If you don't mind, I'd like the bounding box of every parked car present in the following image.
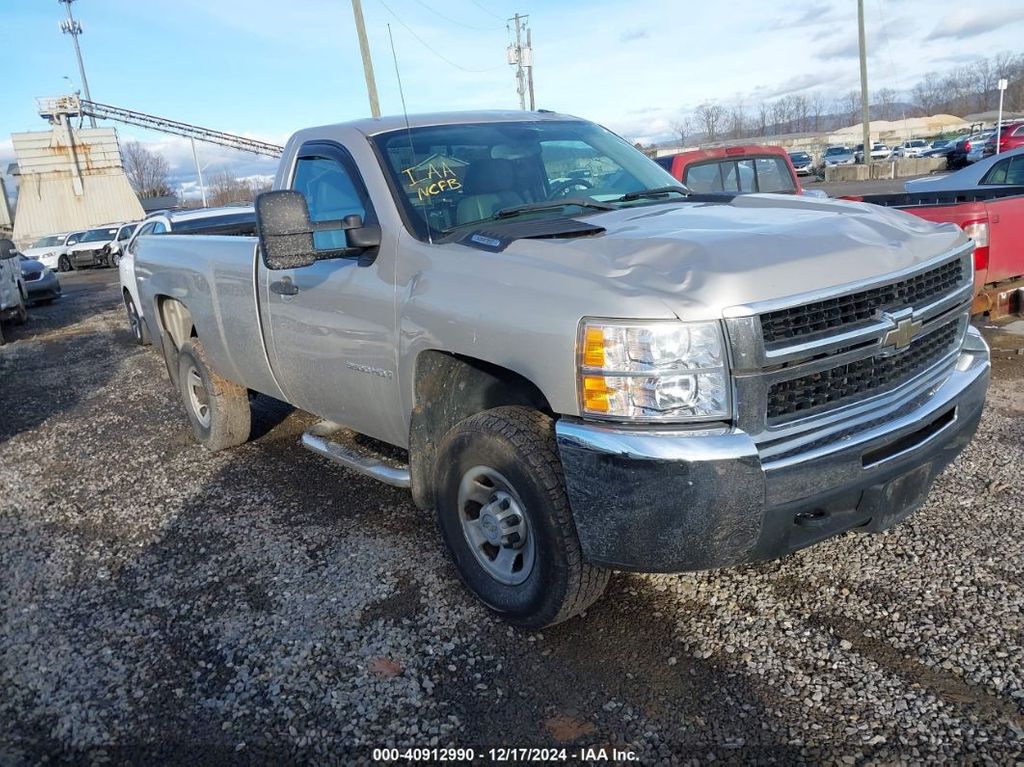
[854,143,892,162]
[119,206,255,345]
[66,226,121,269]
[822,145,855,167]
[967,133,997,164]
[0,238,27,345]
[995,121,1024,154]
[787,150,815,176]
[894,139,929,158]
[21,231,82,273]
[132,110,988,628]
[656,145,801,194]
[18,255,61,304]
[108,222,140,267]
[904,147,1024,193]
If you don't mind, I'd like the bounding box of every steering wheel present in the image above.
[548,178,594,199]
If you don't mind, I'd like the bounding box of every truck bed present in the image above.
[844,186,1024,294]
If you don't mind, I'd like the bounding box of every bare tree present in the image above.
[670,116,694,148]
[121,141,172,198]
[756,102,770,136]
[207,170,270,207]
[695,102,724,142]
[842,90,861,127]
[808,92,827,132]
[873,87,898,121]
[728,100,747,139]
[912,72,944,116]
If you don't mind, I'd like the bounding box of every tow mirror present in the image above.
[255,190,381,271]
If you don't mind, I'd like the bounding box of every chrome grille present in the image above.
[766,317,960,422]
[759,257,964,345]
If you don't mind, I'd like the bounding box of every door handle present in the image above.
[270,277,299,296]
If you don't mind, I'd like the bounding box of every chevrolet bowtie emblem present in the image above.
[880,312,922,351]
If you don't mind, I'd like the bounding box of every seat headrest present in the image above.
[463,158,517,194]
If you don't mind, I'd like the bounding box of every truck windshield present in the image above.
[371,120,678,240]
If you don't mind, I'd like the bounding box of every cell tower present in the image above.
[58,0,96,128]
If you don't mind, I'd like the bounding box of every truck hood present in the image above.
[494,194,968,320]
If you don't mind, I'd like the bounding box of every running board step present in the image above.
[301,421,411,488]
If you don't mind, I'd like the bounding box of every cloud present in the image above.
[618,28,649,43]
[753,71,851,100]
[766,2,844,30]
[926,8,1024,40]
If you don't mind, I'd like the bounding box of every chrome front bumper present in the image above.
[555,328,990,572]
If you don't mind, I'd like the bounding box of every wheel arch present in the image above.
[408,349,553,510]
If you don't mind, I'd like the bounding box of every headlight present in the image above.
[577,319,730,422]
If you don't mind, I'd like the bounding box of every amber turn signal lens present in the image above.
[582,375,611,412]
[583,327,606,368]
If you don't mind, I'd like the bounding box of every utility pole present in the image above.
[507,14,529,110]
[351,0,381,118]
[525,27,535,111]
[191,138,208,208]
[58,0,96,128]
[996,78,1008,153]
[857,0,871,169]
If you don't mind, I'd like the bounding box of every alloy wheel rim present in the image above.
[457,465,535,586]
[186,366,211,428]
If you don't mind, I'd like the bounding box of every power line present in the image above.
[376,0,505,73]
[408,0,502,31]
[469,0,503,21]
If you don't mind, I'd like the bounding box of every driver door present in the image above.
[262,141,400,443]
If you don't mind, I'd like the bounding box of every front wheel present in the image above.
[58,255,71,273]
[434,406,610,628]
[176,338,251,451]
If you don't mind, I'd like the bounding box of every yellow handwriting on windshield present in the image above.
[401,161,463,201]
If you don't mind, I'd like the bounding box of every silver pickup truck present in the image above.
[134,111,990,627]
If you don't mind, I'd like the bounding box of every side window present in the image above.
[982,159,1011,185]
[292,154,367,251]
[1005,156,1024,185]
[152,222,167,234]
[1013,126,1024,137]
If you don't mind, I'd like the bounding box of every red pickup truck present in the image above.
[657,146,1024,317]
[656,145,806,195]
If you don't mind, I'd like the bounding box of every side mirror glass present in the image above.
[0,239,18,259]
[255,190,382,270]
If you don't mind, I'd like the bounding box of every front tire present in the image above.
[176,338,251,451]
[434,406,609,628]
[58,255,71,273]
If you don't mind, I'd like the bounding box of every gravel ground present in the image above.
[1,269,1022,764]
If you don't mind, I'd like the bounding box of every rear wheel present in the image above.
[434,406,610,628]
[176,338,251,451]
[123,292,149,345]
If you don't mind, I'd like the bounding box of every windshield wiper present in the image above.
[615,185,691,202]
[493,198,616,220]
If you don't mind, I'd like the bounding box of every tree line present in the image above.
[120,141,270,207]
[665,51,1024,146]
